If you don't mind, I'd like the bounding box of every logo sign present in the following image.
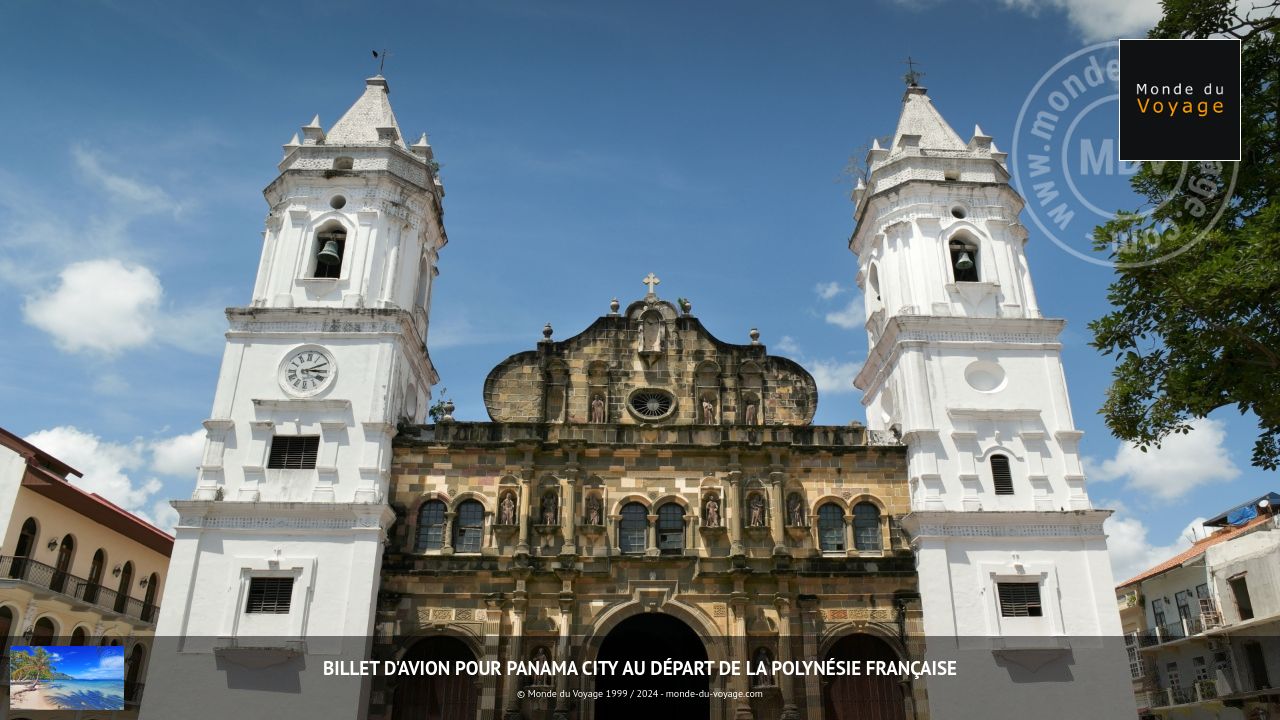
[1012,42,1238,268]
[1119,38,1241,161]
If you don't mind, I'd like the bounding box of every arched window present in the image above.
[70,626,87,645]
[452,500,484,553]
[9,518,37,579]
[619,503,648,554]
[818,503,846,553]
[0,606,13,651]
[115,561,134,614]
[142,573,160,622]
[312,224,346,279]
[853,503,882,551]
[125,644,146,699]
[86,549,107,604]
[657,503,685,554]
[415,500,446,551]
[949,236,979,282]
[50,534,75,593]
[991,454,1014,495]
[868,263,881,302]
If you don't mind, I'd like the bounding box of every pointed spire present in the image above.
[411,132,435,163]
[871,138,882,151]
[282,133,301,159]
[891,87,965,152]
[306,114,321,128]
[301,116,325,145]
[973,124,986,138]
[327,76,408,150]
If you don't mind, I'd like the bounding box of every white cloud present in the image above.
[824,296,865,330]
[78,651,126,680]
[1086,418,1240,501]
[808,359,860,396]
[1106,509,1208,583]
[814,281,844,300]
[775,335,802,355]
[23,259,162,354]
[22,426,199,532]
[999,0,1161,42]
[150,429,204,477]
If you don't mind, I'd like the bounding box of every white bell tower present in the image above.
[851,85,1134,719]
[141,76,446,720]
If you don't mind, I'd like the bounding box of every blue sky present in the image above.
[0,0,1272,581]
[11,646,124,681]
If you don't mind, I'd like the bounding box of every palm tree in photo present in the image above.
[10,647,56,690]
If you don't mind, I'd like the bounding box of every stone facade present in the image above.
[370,292,926,720]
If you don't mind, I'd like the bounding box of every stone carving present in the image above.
[531,647,551,685]
[641,312,665,353]
[743,399,758,425]
[585,495,602,525]
[541,492,558,525]
[704,496,721,528]
[752,648,774,687]
[591,394,606,423]
[701,399,716,424]
[748,494,766,527]
[787,493,805,527]
[499,492,517,525]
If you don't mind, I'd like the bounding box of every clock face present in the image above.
[280,347,335,396]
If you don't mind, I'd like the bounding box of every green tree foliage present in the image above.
[1089,0,1280,470]
[10,647,57,687]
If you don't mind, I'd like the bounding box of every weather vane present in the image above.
[904,56,924,87]
[372,48,389,75]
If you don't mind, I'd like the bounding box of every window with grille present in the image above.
[997,582,1042,617]
[619,503,648,554]
[991,454,1014,495]
[416,500,446,551]
[245,577,294,614]
[452,500,484,553]
[818,503,845,553]
[657,503,685,554]
[267,436,319,469]
[853,503,881,551]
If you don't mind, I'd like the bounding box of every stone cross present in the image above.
[642,273,660,295]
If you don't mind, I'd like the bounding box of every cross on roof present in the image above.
[904,56,924,87]
[642,272,660,295]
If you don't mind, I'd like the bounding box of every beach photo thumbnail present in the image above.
[8,645,125,711]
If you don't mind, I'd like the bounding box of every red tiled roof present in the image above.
[1117,513,1273,588]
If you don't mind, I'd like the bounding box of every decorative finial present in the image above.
[306,114,321,128]
[642,272,661,296]
[749,328,761,345]
[904,56,924,87]
[609,298,620,315]
[678,297,692,315]
[542,322,553,341]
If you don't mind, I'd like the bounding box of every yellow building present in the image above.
[0,426,173,718]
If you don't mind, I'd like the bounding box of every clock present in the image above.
[279,346,336,396]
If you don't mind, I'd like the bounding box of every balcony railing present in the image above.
[1138,609,1224,647]
[0,556,158,624]
[1146,680,1221,708]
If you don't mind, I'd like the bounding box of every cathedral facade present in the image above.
[138,75,1136,720]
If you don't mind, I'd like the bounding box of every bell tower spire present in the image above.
[849,86,1133,719]
[142,75,449,720]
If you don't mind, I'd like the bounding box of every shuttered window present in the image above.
[991,454,1014,495]
[267,436,319,469]
[245,577,294,614]
[997,582,1042,617]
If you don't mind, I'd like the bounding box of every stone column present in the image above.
[516,472,533,556]
[768,471,786,554]
[845,512,856,557]
[726,471,744,556]
[552,591,575,720]
[562,467,578,556]
[441,511,457,555]
[502,593,528,720]
[729,594,755,720]
[646,513,660,557]
[775,595,800,720]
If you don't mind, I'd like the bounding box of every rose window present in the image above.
[628,389,675,421]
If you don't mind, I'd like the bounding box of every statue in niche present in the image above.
[541,492,558,525]
[701,398,717,424]
[585,495,602,525]
[590,394,606,423]
[742,399,759,425]
[641,313,665,353]
[752,648,774,687]
[704,496,721,528]
[531,647,551,685]
[788,494,805,526]
[500,492,517,525]
[749,494,766,527]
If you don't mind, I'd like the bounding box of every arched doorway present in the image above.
[29,617,56,646]
[0,606,13,650]
[595,613,710,718]
[50,535,75,593]
[86,549,107,604]
[10,518,37,579]
[823,634,907,720]
[114,561,133,614]
[125,644,146,706]
[142,573,159,622]
[391,635,477,720]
